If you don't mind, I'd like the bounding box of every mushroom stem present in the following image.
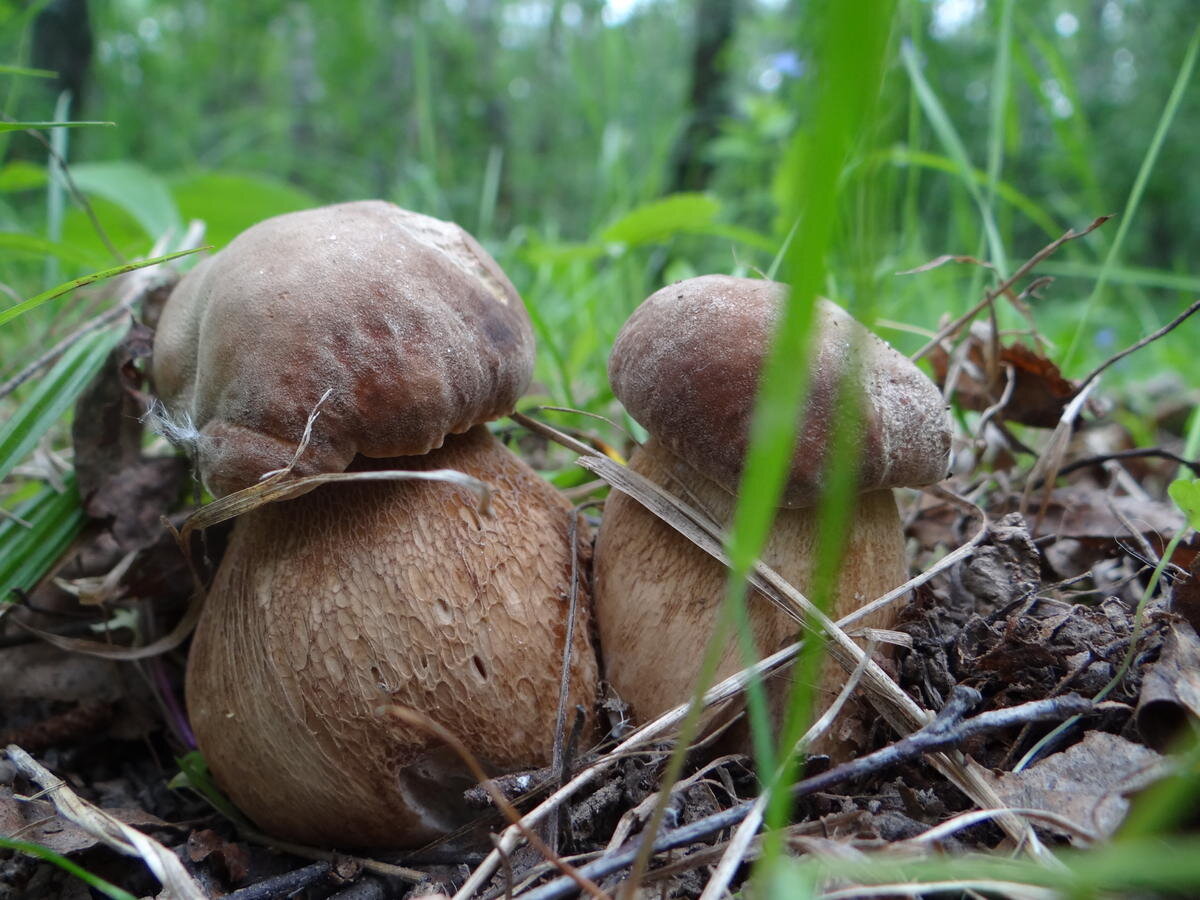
[186,426,597,848]
[593,437,906,757]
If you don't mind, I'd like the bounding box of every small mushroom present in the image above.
[153,201,597,847]
[594,275,950,757]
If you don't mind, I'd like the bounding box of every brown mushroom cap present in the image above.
[608,274,951,508]
[153,200,533,497]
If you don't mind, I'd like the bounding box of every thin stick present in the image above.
[910,216,1112,363]
[224,862,331,900]
[520,691,1093,900]
[1074,298,1200,394]
[1050,448,1200,481]
[237,827,425,883]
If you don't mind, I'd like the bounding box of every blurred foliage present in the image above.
[0,0,1197,420]
[0,1,1192,369]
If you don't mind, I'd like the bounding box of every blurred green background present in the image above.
[2,0,1198,408]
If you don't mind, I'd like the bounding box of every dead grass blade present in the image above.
[897,253,997,275]
[177,467,492,540]
[1020,380,1097,524]
[908,807,1100,847]
[5,744,207,900]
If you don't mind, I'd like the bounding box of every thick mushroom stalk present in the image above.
[153,202,599,847]
[594,275,950,758]
[189,427,596,847]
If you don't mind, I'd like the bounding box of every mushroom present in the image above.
[153,201,598,847]
[593,274,950,757]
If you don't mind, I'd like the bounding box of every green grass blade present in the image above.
[0,476,85,603]
[0,64,56,79]
[876,147,1060,237]
[1063,23,1200,372]
[45,91,71,289]
[983,0,1013,210]
[733,0,897,863]
[1038,260,1200,294]
[0,837,136,900]
[900,39,1007,275]
[0,327,122,483]
[0,246,205,327]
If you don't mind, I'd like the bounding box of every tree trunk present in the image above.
[668,0,738,194]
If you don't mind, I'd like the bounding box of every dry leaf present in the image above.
[72,322,187,553]
[930,324,1077,428]
[186,827,251,883]
[1136,620,1200,752]
[1,785,170,857]
[999,486,1185,543]
[974,731,1164,844]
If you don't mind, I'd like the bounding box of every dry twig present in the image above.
[910,216,1112,363]
[519,689,1093,900]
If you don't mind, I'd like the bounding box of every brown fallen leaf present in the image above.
[930,324,1078,429]
[186,827,251,884]
[973,731,1165,844]
[0,785,171,857]
[997,486,1185,544]
[1136,620,1200,752]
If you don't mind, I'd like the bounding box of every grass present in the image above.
[2,0,1200,896]
[0,838,136,900]
[1062,22,1200,372]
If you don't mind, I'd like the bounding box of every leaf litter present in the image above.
[2,218,1200,898]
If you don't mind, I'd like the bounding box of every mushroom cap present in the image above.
[608,274,951,508]
[153,200,533,497]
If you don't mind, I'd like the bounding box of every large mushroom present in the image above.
[153,201,598,847]
[594,275,950,757]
